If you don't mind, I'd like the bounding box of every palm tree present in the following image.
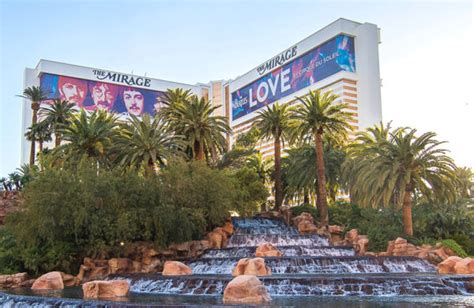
[18,86,47,165]
[25,121,52,154]
[290,90,353,225]
[40,99,77,146]
[160,95,231,161]
[348,126,457,236]
[114,114,184,176]
[246,152,271,185]
[53,109,118,165]
[255,103,292,209]
[285,142,346,204]
[454,166,474,199]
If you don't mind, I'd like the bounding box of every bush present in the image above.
[440,239,468,258]
[1,160,242,275]
[159,160,236,229]
[231,167,269,216]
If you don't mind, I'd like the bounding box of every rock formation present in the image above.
[223,275,271,304]
[232,258,271,276]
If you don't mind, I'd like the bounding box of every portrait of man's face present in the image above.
[58,77,86,106]
[90,83,117,111]
[123,89,145,116]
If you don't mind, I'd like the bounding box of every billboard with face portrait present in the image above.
[40,73,167,117]
[231,34,356,121]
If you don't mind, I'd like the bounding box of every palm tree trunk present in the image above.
[55,134,61,147]
[29,107,38,166]
[194,140,204,161]
[39,141,43,153]
[402,189,414,236]
[274,135,283,209]
[314,131,329,225]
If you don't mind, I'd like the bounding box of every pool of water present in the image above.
[1,288,474,307]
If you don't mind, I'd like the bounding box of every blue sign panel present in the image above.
[231,34,356,121]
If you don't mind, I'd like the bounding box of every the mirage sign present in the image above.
[232,34,356,121]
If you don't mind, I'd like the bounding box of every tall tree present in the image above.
[114,114,184,176]
[160,94,231,161]
[255,103,291,209]
[40,99,77,146]
[453,166,474,199]
[18,86,47,165]
[284,142,346,204]
[25,121,52,153]
[348,126,457,236]
[290,90,353,225]
[52,110,118,165]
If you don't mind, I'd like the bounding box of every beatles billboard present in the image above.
[231,34,356,121]
[40,73,167,117]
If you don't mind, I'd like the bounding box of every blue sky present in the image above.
[0,0,472,176]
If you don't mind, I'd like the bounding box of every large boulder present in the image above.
[297,220,319,235]
[162,261,192,276]
[223,275,271,304]
[292,212,314,227]
[222,222,234,236]
[354,235,369,256]
[207,230,227,249]
[344,229,359,244]
[83,280,129,298]
[454,257,474,275]
[0,272,28,289]
[232,258,271,276]
[438,256,463,274]
[108,258,133,274]
[255,243,283,257]
[31,272,65,290]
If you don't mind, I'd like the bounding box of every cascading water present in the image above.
[121,216,473,297]
[2,216,473,306]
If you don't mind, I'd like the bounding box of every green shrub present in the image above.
[440,239,468,258]
[2,160,242,275]
[231,167,269,216]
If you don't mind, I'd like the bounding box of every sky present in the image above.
[0,0,472,176]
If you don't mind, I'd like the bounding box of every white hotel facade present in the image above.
[21,18,382,163]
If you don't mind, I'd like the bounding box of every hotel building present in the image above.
[21,18,382,163]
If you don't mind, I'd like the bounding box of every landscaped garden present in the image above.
[0,86,472,305]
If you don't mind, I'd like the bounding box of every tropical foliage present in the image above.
[159,93,231,161]
[18,86,47,165]
[346,124,457,236]
[255,103,291,209]
[290,90,353,225]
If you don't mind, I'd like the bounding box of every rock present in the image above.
[344,229,359,244]
[207,231,226,249]
[232,258,271,276]
[223,275,271,304]
[328,225,344,234]
[222,222,234,236]
[438,256,463,274]
[31,272,64,290]
[454,258,474,275]
[83,280,129,298]
[108,258,132,274]
[0,272,28,289]
[297,220,319,234]
[61,273,80,287]
[355,236,369,256]
[141,259,162,273]
[162,261,192,276]
[394,237,407,245]
[255,243,283,257]
[292,212,314,226]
